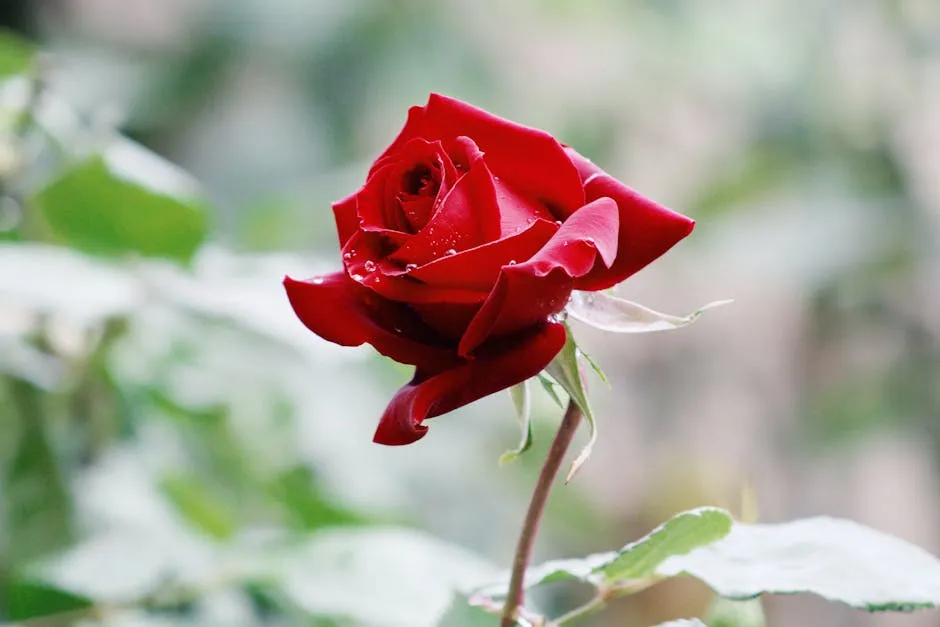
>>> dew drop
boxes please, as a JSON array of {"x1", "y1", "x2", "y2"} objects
[
  {"x1": 343, "y1": 252, "x2": 352, "y2": 261},
  {"x1": 364, "y1": 260, "x2": 377, "y2": 272},
  {"x1": 547, "y1": 311, "x2": 568, "y2": 324},
  {"x1": 562, "y1": 241, "x2": 569, "y2": 247},
  {"x1": 351, "y1": 273, "x2": 364, "y2": 281},
  {"x1": 507, "y1": 259, "x2": 517, "y2": 266},
  {"x1": 525, "y1": 217, "x2": 535, "y2": 224},
  {"x1": 444, "y1": 248, "x2": 457, "y2": 256},
  {"x1": 311, "y1": 276, "x2": 325, "y2": 285},
  {"x1": 554, "y1": 220, "x2": 563, "y2": 226},
  {"x1": 405, "y1": 263, "x2": 418, "y2": 271},
  {"x1": 393, "y1": 326, "x2": 403, "y2": 334}
]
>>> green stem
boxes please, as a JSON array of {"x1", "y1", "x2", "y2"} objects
[{"x1": 501, "y1": 400, "x2": 583, "y2": 627}]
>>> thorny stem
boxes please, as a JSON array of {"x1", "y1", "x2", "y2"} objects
[{"x1": 501, "y1": 400, "x2": 583, "y2": 627}]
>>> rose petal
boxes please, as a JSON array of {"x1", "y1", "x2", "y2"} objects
[
  {"x1": 332, "y1": 193, "x2": 360, "y2": 248},
  {"x1": 408, "y1": 218, "x2": 557, "y2": 291},
  {"x1": 493, "y1": 177, "x2": 557, "y2": 237},
  {"x1": 457, "y1": 197, "x2": 619, "y2": 356},
  {"x1": 565, "y1": 148, "x2": 695, "y2": 291},
  {"x1": 373, "y1": 93, "x2": 585, "y2": 217},
  {"x1": 388, "y1": 154, "x2": 498, "y2": 266},
  {"x1": 283, "y1": 273, "x2": 457, "y2": 372},
  {"x1": 373, "y1": 322, "x2": 566, "y2": 445},
  {"x1": 343, "y1": 232, "x2": 487, "y2": 305}
]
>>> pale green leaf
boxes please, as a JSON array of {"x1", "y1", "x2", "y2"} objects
[
  {"x1": 657, "y1": 517, "x2": 940, "y2": 611},
  {"x1": 472, "y1": 552, "x2": 616, "y2": 600},
  {"x1": 500, "y1": 381, "x2": 533, "y2": 465},
  {"x1": 536, "y1": 372, "x2": 564, "y2": 408},
  {"x1": 0, "y1": 29, "x2": 34, "y2": 79},
  {"x1": 33, "y1": 155, "x2": 208, "y2": 263},
  {"x1": 578, "y1": 348, "x2": 610, "y2": 387},
  {"x1": 601, "y1": 507, "x2": 734, "y2": 582},
  {"x1": 706, "y1": 598, "x2": 766, "y2": 627},
  {"x1": 567, "y1": 291, "x2": 732, "y2": 334},
  {"x1": 543, "y1": 325, "x2": 595, "y2": 482}
]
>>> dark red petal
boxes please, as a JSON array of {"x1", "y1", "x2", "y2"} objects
[
  {"x1": 388, "y1": 155, "x2": 498, "y2": 266},
  {"x1": 565, "y1": 147, "x2": 695, "y2": 291},
  {"x1": 372, "y1": 322, "x2": 566, "y2": 445},
  {"x1": 458, "y1": 197, "x2": 619, "y2": 356},
  {"x1": 283, "y1": 273, "x2": 457, "y2": 372},
  {"x1": 332, "y1": 193, "x2": 360, "y2": 248},
  {"x1": 408, "y1": 218, "x2": 557, "y2": 291},
  {"x1": 343, "y1": 232, "x2": 487, "y2": 305},
  {"x1": 373, "y1": 94, "x2": 585, "y2": 216}
]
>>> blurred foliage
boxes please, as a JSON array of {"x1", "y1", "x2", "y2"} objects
[{"x1": 0, "y1": 0, "x2": 938, "y2": 625}]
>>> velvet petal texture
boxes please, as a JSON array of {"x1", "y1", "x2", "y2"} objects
[
  {"x1": 564, "y1": 148, "x2": 695, "y2": 291},
  {"x1": 373, "y1": 94, "x2": 586, "y2": 215},
  {"x1": 283, "y1": 273, "x2": 457, "y2": 373},
  {"x1": 373, "y1": 322, "x2": 567, "y2": 445},
  {"x1": 457, "y1": 197, "x2": 620, "y2": 356}
]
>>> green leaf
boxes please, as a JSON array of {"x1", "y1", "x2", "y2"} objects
[
  {"x1": 500, "y1": 381, "x2": 533, "y2": 465},
  {"x1": 436, "y1": 595, "x2": 501, "y2": 627},
  {"x1": 706, "y1": 598, "x2": 766, "y2": 627},
  {"x1": 567, "y1": 291, "x2": 732, "y2": 334},
  {"x1": 161, "y1": 472, "x2": 239, "y2": 540},
  {"x1": 536, "y1": 372, "x2": 564, "y2": 408},
  {"x1": 473, "y1": 552, "x2": 617, "y2": 600},
  {"x1": 0, "y1": 579, "x2": 93, "y2": 622},
  {"x1": 601, "y1": 507, "x2": 734, "y2": 583},
  {"x1": 578, "y1": 348, "x2": 610, "y2": 387},
  {"x1": 268, "y1": 465, "x2": 365, "y2": 531},
  {"x1": 657, "y1": 517, "x2": 940, "y2": 611},
  {"x1": 277, "y1": 527, "x2": 497, "y2": 627},
  {"x1": 0, "y1": 29, "x2": 34, "y2": 79},
  {"x1": 543, "y1": 325, "x2": 595, "y2": 482},
  {"x1": 33, "y1": 154, "x2": 208, "y2": 263}
]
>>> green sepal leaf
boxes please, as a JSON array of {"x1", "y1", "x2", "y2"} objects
[
  {"x1": 33, "y1": 154, "x2": 208, "y2": 263},
  {"x1": 601, "y1": 507, "x2": 734, "y2": 583},
  {"x1": 543, "y1": 324, "x2": 595, "y2": 482},
  {"x1": 500, "y1": 381, "x2": 533, "y2": 465},
  {"x1": 657, "y1": 517, "x2": 940, "y2": 611},
  {"x1": 436, "y1": 595, "x2": 501, "y2": 626},
  {"x1": 567, "y1": 291, "x2": 732, "y2": 334},
  {"x1": 0, "y1": 29, "x2": 35, "y2": 79},
  {"x1": 578, "y1": 347, "x2": 610, "y2": 387},
  {"x1": 536, "y1": 372, "x2": 564, "y2": 408}
]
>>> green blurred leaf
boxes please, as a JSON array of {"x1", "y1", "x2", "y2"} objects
[
  {"x1": 2, "y1": 379, "x2": 73, "y2": 565},
  {"x1": 536, "y1": 372, "x2": 564, "y2": 408},
  {"x1": 0, "y1": 579, "x2": 93, "y2": 622},
  {"x1": 500, "y1": 381, "x2": 532, "y2": 465},
  {"x1": 567, "y1": 292, "x2": 732, "y2": 334},
  {"x1": 0, "y1": 28, "x2": 34, "y2": 79},
  {"x1": 657, "y1": 517, "x2": 940, "y2": 611},
  {"x1": 269, "y1": 465, "x2": 365, "y2": 531},
  {"x1": 435, "y1": 595, "x2": 500, "y2": 627},
  {"x1": 33, "y1": 155, "x2": 208, "y2": 263},
  {"x1": 706, "y1": 598, "x2": 766, "y2": 627},
  {"x1": 544, "y1": 325, "x2": 595, "y2": 482},
  {"x1": 277, "y1": 527, "x2": 496, "y2": 627},
  {"x1": 601, "y1": 507, "x2": 734, "y2": 583},
  {"x1": 161, "y1": 472, "x2": 238, "y2": 540}
]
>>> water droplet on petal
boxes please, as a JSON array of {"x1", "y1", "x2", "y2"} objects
[
  {"x1": 311, "y1": 276, "x2": 325, "y2": 284},
  {"x1": 554, "y1": 220, "x2": 563, "y2": 226},
  {"x1": 405, "y1": 263, "x2": 418, "y2": 271},
  {"x1": 548, "y1": 311, "x2": 568, "y2": 324},
  {"x1": 562, "y1": 241, "x2": 569, "y2": 247},
  {"x1": 343, "y1": 252, "x2": 352, "y2": 261},
  {"x1": 364, "y1": 260, "x2": 377, "y2": 272},
  {"x1": 507, "y1": 259, "x2": 517, "y2": 266},
  {"x1": 351, "y1": 273, "x2": 364, "y2": 281},
  {"x1": 393, "y1": 326, "x2": 403, "y2": 334},
  {"x1": 525, "y1": 217, "x2": 535, "y2": 224},
  {"x1": 444, "y1": 248, "x2": 457, "y2": 256}
]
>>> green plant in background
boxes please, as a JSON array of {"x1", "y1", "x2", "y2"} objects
[{"x1": 3, "y1": 21, "x2": 940, "y2": 627}]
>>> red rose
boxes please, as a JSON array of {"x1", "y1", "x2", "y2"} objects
[{"x1": 284, "y1": 94, "x2": 693, "y2": 445}]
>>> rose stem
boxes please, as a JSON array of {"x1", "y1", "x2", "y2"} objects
[{"x1": 501, "y1": 399, "x2": 583, "y2": 627}]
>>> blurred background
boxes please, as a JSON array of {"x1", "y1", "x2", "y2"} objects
[{"x1": 0, "y1": 0, "x2": 939, "y2": 625}]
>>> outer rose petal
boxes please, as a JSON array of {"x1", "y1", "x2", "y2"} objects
[
  {"x1": 564, "y1": 147, "x2": 695, "y2": 291},
  {"x1": 332, "y1": 193, "x2": 359, "y2": 248},
  {"x1": 458, "y1": 197, "x2": 620, "y2": 356},
  {"x1": 373, "y1": 322, "x2": 566, "y2": 445},
  {"x1": 373, "y1": 94, "x2": 585, "y2": 216},
  {"x1": 283, "y1": 273, "x2": 457, "y2": 373}
]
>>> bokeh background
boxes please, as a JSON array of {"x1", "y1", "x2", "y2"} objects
[{"x1": 1, "y1": 0, "x2": 939, "y2": 625}]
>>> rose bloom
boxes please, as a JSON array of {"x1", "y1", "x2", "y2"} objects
[{"x1": 284, "y1": 94, "x2": 693, "y2": 445}]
